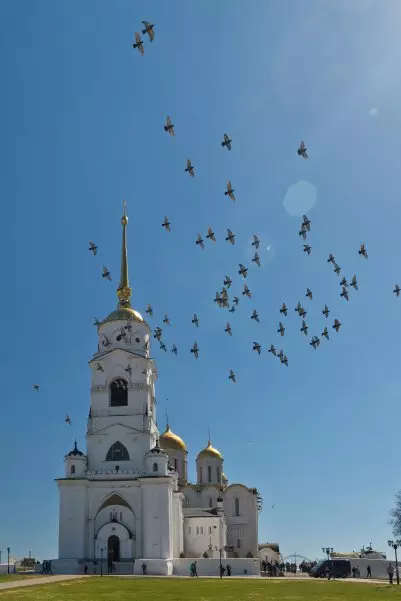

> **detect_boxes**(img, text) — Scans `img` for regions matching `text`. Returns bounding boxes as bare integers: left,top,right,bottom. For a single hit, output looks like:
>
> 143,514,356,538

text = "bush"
202,551,209,558
246,551,254,558
179,552,185,558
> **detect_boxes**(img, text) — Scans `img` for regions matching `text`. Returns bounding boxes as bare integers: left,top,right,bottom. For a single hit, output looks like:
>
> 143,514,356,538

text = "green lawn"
0,574,42,583
1,577,401,601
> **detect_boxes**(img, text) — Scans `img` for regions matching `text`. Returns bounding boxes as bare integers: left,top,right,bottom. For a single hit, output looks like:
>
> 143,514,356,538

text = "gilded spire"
117,200,132,308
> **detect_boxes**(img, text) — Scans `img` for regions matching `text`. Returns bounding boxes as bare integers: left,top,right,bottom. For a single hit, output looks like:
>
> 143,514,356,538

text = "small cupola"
64,440,87,478
145,438,169,476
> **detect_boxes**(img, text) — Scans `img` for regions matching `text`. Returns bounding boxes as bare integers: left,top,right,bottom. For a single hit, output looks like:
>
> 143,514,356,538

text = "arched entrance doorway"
108,535,120,562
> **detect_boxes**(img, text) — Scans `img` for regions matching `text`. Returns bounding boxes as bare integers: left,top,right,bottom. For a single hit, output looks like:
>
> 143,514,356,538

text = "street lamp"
388,540,401,585
7,547,10,574
322,547,333,561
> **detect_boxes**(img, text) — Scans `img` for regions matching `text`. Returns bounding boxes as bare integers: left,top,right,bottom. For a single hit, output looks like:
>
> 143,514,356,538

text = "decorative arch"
106,441,130,462
153,462,158,472
97,493,133,515
110,378,128,407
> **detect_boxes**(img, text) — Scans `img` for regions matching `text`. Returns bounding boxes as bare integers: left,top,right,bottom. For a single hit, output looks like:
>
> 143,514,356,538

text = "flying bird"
251,234,260,249
268,344,277,356
89,241,97,255
206,227,216,242
160,341,167,352
333,319,341,332
250,309,259,323
300,320,308,336
192,313,199,327
65,415,71,426
233,296,240,305
327,253,336,264
277,322,285,337
101,335,111,347
196,233,204,249
238,264,248,278
322,327,329,340
310,336,320,349
146,304,153,317
242,284,251,298
224,275,232,289
225,229,235,245
302,215,311,231
299,226,307,241
102,266,111,281
154,327,162,341
164,116,175,136
96,362,104,372
253,341,261,354
172,344,178,355
282,354,288,367
322,305,330,318
163,314,170,325
333,263,341,276
350,275,358,290
303,244,312,255
394,285,401,297
191,341,199,358
358,243,368,259
33,384,39,392
94,318,100,327
252,252,261,267
340,287,349,301
132,32,144,55
185,158,195,177
225,322,232,336
229,369,236,383
277,349,284,362
340,277,348,288
142,21,155,41
229,305,236,313
214,291,222,306
297,141,308,159
280,303,288,316
162,216,171,232
221,133,232,150
225,180,235,201
125,365,132,376
306,288,313,300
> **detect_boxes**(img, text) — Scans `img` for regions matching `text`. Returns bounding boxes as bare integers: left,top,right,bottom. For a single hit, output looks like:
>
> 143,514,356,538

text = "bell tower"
86,202,159,475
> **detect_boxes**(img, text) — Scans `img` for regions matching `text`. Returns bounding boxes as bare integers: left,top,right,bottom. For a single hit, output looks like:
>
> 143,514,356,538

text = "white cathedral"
55,208,261,576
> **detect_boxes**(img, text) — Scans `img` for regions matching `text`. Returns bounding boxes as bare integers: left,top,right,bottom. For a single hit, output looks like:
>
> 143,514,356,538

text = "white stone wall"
58,482,88,559
196,456,223,486
183,516,225,559
225,484,258,557
173,557,260,576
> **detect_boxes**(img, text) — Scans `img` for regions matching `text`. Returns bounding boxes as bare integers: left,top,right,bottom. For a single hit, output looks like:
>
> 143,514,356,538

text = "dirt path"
0,575,87,591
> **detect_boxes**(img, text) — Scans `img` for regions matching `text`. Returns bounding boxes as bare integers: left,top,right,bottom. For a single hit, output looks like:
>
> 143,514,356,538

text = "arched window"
217,467,220,482
153,462,158,472
110,379,128,407
235,497,240,516
199,466,203,483
208,465,212,483
106,441,130,462
70,465,76,475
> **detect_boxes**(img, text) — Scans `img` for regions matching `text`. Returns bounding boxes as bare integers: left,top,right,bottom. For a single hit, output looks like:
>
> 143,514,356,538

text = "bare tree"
390,491,401,538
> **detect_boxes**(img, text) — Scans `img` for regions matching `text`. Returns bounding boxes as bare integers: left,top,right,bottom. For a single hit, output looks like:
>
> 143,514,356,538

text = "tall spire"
117,200,132,309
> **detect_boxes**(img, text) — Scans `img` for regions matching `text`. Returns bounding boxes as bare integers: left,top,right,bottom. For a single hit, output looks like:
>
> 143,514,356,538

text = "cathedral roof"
197,440,222,460
145,439,168,457
66,440,84,457
159,425,187,451
102,307,144,326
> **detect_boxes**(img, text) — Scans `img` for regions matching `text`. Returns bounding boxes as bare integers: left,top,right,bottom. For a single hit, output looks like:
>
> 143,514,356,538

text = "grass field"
1,577,401,601
0,574,42,583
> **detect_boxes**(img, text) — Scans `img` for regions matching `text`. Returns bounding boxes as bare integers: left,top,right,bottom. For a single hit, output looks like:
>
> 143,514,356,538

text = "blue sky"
1,0,401,562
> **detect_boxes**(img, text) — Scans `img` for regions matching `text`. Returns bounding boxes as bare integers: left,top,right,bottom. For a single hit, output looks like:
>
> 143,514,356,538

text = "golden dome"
160,425,187,451
101,307,144,326
222,472,228,482
197,440,222,460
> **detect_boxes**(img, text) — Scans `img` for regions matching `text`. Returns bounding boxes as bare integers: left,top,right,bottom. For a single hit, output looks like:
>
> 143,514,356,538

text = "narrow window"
208,526,211,535
174,458,178,470
110,378,128,407
153,462,158,472
196,527,199,535
237,539,241,549
106,441,130,462
120,512,123,521
199,466,203,483
200,526,204,535
235,497,240,516
217,467,220,482
188,527,191,535
70,465,76,475
208,465,212,483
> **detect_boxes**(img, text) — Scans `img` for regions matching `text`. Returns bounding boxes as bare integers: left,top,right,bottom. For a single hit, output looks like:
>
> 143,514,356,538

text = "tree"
390,490,401,538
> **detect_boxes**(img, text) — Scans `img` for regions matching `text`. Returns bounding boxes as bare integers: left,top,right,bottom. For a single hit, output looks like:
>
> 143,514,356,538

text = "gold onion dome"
159,425,187,451
197,440,222,460
101,201,144,325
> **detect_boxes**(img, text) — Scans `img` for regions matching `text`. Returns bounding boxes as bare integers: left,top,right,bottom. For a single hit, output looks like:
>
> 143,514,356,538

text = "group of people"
40,560,52,574
189,561,232,577
299,561,317,573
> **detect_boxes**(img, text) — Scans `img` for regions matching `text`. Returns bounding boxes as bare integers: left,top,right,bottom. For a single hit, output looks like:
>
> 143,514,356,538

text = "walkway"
0,575,87,591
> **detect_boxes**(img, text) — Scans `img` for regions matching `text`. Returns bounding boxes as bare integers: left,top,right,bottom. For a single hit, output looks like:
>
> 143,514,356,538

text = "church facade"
55,208,260,575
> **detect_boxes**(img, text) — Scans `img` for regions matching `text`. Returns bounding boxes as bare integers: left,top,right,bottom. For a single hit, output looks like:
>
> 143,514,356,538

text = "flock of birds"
33,19,401,403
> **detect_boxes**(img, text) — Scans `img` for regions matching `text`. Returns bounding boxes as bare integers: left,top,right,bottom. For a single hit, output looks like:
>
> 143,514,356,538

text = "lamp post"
322,547,333,561
100,547,104,577
7,547,10,574
388,540,401,585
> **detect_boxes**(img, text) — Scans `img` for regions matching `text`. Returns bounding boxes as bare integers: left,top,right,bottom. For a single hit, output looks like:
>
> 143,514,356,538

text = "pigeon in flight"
125,365,132,376
172,344,178,355
251,234,260,249
196,233,204,249
206,227,216,242
238,264,248,278
358,243,368,259
229,369,236,383
303,244,311,255
65,414,71,426
163,314,170,325
164,116,175,136
302,215,311,231
322,305,330,318
322,327,329,340
277,322,285,337
154,327,163,341
268,344,277,356
252,252,261,267
300,320,308,336
133,32,144,55
253,341,261,354
102,266,111,281
225,180,235,201
310,336,320,349
142,21,155,41
333,263,341,276
297,141,308,159
280,303,288,316
340,286,349,301
185,158,195,177
233,296,240,306
306,288,313,300
226,229,235,245
33,384,39,392
89,241,97,255
221,133,232,150
229,305,236,313
96,363,104,372
94,318,101,327
192,313,199,327
160,341,167,352
191,341,199,358
333,319,341,332
350,275,358,290
299,226,307,241
146,304,153,317
224,275,232,289
225,322,232,336
327,253,336,264
394,285,401,297
162,216,171,231
242,284,251,299
340,277,348,288
250,309,259,323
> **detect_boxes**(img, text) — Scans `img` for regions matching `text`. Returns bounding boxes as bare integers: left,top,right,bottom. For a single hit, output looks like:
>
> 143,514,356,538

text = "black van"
309,560,351,579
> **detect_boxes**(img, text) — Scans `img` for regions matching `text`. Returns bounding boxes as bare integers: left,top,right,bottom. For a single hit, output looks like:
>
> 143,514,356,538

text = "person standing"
387,563,394,584
366,565,371,579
